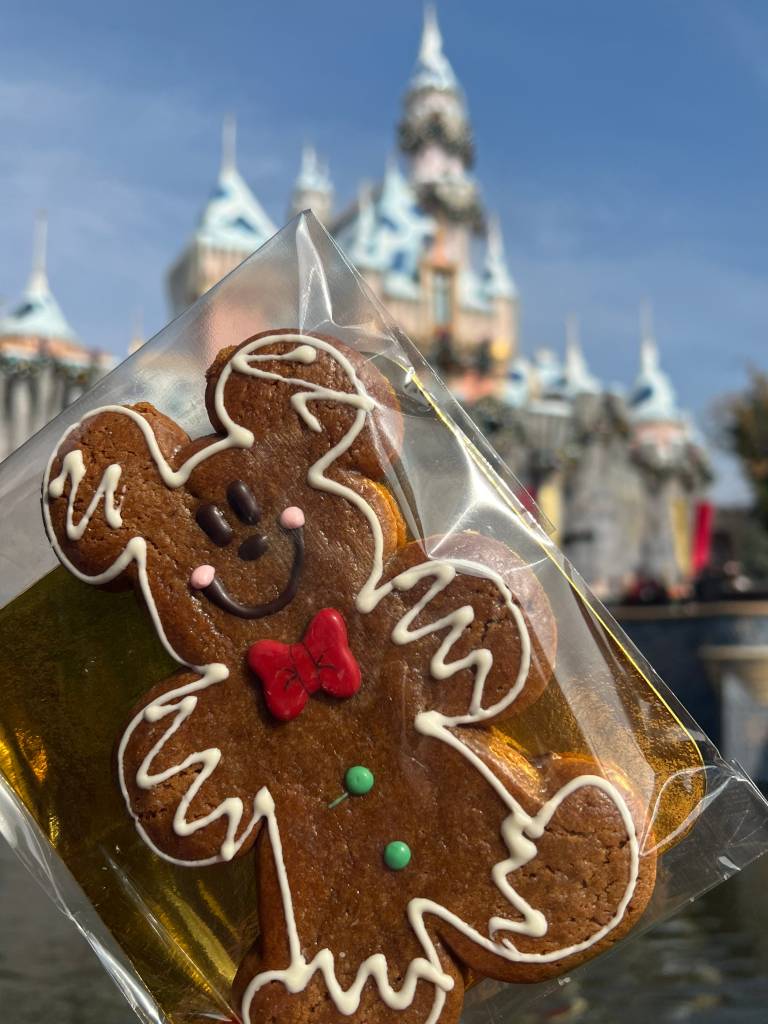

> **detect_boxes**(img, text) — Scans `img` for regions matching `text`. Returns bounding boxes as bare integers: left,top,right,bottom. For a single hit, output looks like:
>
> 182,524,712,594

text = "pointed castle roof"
409,4,459,94
345,182,379,270
483,216,517,300
335,157,435,295
195,115,276,254
336,161,516,314
533,348,566,398
630,337,680,423
0,214,77,342
456,216,516,312
294,144,333,196
400,6,478,220
628,306,681,423
561,315,600,397
503,356,532,407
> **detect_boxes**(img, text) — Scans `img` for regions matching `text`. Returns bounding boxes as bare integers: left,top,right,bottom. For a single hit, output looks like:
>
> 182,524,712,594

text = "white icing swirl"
41,333,641,1023
48,451,124,537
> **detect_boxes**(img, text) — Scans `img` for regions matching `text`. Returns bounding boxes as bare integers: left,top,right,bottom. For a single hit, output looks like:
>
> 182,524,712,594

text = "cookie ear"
204,331,404,482
44,403,191,586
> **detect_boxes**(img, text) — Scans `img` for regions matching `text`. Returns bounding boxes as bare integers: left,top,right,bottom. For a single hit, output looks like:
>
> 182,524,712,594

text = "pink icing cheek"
190,564,216,590
280,506,306,530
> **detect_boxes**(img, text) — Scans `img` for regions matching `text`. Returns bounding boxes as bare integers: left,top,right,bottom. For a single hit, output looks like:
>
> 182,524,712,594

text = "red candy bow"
247,608,361,721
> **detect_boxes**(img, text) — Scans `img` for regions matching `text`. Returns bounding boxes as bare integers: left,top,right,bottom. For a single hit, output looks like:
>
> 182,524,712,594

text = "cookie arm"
118,668,265,866
377,534,557,724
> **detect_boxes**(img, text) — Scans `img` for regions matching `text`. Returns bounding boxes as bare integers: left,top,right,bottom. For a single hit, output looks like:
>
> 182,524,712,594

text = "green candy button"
384,840,411,871
345,765,374,796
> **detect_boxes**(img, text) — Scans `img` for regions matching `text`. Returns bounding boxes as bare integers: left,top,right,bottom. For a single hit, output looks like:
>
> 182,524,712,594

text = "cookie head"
43,332,405,668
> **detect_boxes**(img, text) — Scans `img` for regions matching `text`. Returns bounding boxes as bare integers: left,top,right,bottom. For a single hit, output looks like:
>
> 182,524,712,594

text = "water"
1,842,766,1024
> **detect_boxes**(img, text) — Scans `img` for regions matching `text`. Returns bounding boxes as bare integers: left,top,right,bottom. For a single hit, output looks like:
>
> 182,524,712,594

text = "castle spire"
630,302,680,422
198,118,275,250
295,143,332,194
0,214,77,341
399,5,479,222
411,4,458,92
347,182,378,269
484,216,515,298
566,312,580,357
563,314,600,396
288,143,333,224
221,113,237,175
639,300,660,374
301,143,318,181
166,120,277,315
28,211,49,295
420,4,440,60
380,153,405,207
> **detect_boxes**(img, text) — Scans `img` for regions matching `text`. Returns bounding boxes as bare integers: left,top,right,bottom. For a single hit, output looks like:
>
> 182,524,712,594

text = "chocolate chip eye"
196,503,233,547
238,534,268,561
227,480,261,525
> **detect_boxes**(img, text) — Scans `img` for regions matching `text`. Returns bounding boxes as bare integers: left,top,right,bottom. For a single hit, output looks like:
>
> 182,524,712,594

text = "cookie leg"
436,749,657,986
233,830,467,1024
234,951,466,1024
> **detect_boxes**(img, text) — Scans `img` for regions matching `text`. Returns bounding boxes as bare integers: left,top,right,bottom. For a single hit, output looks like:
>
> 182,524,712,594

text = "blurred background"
1,0,767,1020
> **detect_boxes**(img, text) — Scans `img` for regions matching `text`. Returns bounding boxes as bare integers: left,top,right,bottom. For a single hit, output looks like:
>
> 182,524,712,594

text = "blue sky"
1,0,766,501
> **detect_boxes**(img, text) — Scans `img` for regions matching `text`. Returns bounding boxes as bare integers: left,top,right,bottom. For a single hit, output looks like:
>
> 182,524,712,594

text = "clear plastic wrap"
0,212,766,1024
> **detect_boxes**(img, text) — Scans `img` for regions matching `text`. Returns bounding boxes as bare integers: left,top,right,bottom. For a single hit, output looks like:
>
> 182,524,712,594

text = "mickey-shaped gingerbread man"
43,331,656,1024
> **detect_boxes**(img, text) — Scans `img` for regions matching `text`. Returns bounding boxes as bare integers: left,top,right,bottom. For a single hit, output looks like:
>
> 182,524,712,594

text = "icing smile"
193,528,304,618
191,497,306,619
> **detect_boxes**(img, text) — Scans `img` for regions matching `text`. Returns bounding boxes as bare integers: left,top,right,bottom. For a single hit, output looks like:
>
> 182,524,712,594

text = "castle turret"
167,115,277,315
627,304,704,591
0,215,110,457
288,144,333,225
0,214,77,345
562,315,600,398
481,216,518,368
346,182,380,271
483,216,515,300
629,306,681,425
398,5,482,228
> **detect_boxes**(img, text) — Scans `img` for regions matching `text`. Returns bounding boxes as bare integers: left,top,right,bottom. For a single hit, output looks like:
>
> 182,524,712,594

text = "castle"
0,6,709,601
167,7,517,376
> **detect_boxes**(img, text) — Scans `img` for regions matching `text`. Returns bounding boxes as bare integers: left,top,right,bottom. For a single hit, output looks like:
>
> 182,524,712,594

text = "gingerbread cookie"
43,330,656,1024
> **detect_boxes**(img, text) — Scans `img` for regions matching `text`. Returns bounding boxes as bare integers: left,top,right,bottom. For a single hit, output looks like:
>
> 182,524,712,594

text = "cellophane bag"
0,212,766,1024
